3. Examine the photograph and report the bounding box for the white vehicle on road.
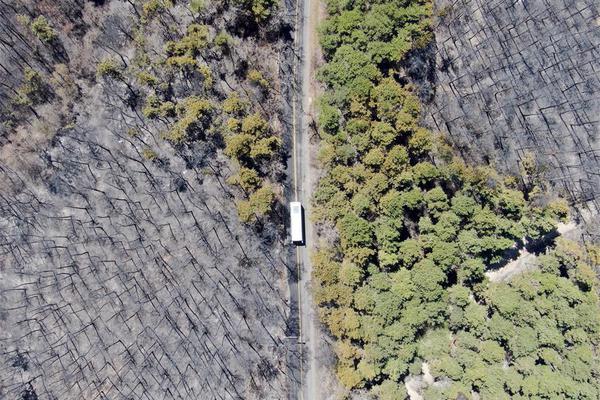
[289,201,304,245]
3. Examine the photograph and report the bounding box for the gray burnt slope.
[426,0,600,217]
[0,116,290,399]
[0,1,296,399]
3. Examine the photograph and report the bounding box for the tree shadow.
[486,229,561,271]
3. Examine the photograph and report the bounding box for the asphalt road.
[291,0,321,396]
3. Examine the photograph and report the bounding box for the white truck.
[289,201,304,245]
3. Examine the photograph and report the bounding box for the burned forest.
[0,0,298,399]
[2,0,600,399]
[425,0,600,239]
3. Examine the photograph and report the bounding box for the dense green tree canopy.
[312,0,599,398]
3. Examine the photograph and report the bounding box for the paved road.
[291,0,320,396]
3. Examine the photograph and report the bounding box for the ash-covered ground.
[0,1,297,399]
[0,125,291,400]
[425,0,600,223]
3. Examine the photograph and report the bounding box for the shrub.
[96,58,123,80]
[214,31,233,48]
[241,113,269,136]
[237,184,275,222]
[137,71,159,86]
[247,69,269,90]
[14,68,50,106]
[142,148,158,161]
[234,0,277,22]
[190,0,205,13]
[224,134,253,159]
[223,94,247,115]
[250,136,281,159]
[30,16,57,43]
[165,23,209,57]
[227,167,261,192]
[164,96,212,143]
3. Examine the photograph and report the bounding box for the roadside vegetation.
[313,0,600,398]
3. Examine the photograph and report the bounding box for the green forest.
[313,0,600,398]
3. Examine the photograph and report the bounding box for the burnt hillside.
[0,0,297,399]
[425,0,600,228]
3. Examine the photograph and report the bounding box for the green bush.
[142,148,159,161]
[241,113,269,136]
[224,133,253,159]
[236,184,275,222]
[164,96,212,143]
[142,0,172,22]
[30,16,57,43]
[14,68,50,106]
[222,94,248,115]
[227,167,261,192]
[96,58,123,80]
[214,31,233,48]
[247,69,270,90]
[190,0,205,13]
[165,24,209,58]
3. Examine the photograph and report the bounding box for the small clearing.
[486,221,577,282]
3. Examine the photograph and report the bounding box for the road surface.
[291,0,321,396]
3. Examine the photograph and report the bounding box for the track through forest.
[292,0,321,396]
